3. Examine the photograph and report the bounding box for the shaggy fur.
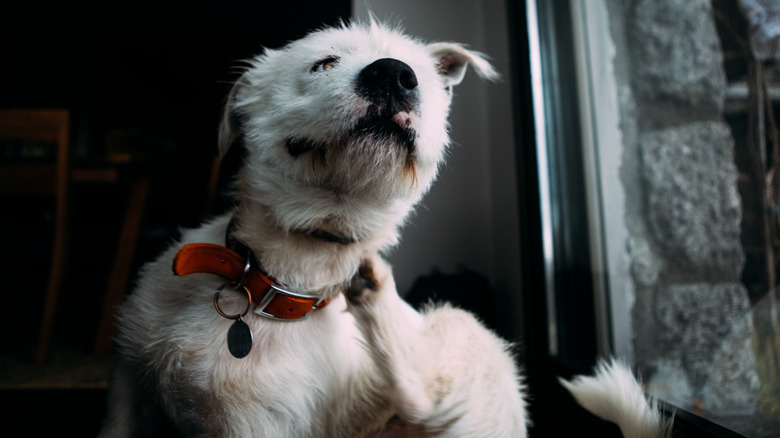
[99,19,671,438]
[561,360,673,438]
[99,21,526,437]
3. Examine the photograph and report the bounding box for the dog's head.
[220,21,497,249]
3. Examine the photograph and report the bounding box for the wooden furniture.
[92,166,149,355]
[0,109,71,364]
[0,109,150,361]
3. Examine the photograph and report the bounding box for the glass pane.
[570,0,780,436]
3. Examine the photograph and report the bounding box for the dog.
[99,20,525,437]
[99,20,670,437]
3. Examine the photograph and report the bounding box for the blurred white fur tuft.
[560,360,673,438]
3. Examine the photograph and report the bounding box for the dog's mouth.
[286,112,417,159]
[349,112,417,155]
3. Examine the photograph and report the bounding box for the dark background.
[0,1,350,435]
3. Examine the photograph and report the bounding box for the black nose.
[356,58,419,113]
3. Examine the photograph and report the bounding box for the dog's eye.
[311,56,340,73]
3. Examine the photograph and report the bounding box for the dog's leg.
[99,361,183,438]
[347,257,434,421]
[347,255,528,437]
[99,361,143,438]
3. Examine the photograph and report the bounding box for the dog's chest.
[184,304,388,435]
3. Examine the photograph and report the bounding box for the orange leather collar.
[172,243,329,320]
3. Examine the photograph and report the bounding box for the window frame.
[509,1,754,436]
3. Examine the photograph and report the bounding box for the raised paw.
[346,258,381,305]
[346,254,394,305]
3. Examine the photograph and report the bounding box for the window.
[523,0,780,436]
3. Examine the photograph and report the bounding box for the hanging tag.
[227,315,253,359]
[214,282,254,359]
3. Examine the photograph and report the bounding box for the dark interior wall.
[0,3,351,433]
[2,1,352,149]
[1,1,351,239]
[0,0,351,360]
[1,1,351,223]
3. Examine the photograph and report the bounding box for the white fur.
[98,20,677,438]
[99,21,527,437]
[560,359,673,438]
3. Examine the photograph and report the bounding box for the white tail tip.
[560,359,673,438]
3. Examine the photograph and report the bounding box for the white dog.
[99,20,669,437]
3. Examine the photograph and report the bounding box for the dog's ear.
[218,75,246,158]
[428,42,499,87]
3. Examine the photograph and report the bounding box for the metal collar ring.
[214,282,252,320]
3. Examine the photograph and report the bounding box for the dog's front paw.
[346,255,390,305]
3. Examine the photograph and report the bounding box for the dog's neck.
[227,217,358,250]
[226,206,394,296]
[306,228,360,245]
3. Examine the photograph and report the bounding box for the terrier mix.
[100,21,525,437]
[100,21,669,437]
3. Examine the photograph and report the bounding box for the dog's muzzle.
[285,59,421,159]
[356,58,419,115]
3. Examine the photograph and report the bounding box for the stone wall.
[607,0,759,414]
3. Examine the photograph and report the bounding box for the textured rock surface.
[649,283,758,413]
[607,0,761,420]
[640,121,744,280]
[627,0,727,113]
[628,236,663,287]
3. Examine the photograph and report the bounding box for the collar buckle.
[254,283,325,321]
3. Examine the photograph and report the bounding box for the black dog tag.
[227,315,253,359]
